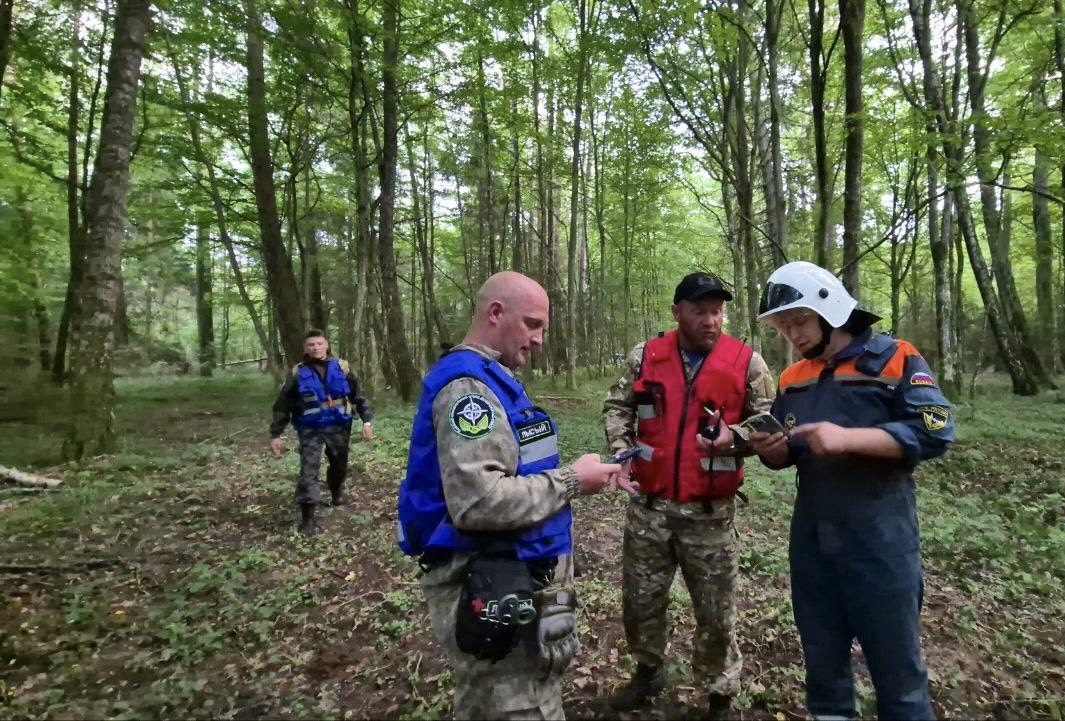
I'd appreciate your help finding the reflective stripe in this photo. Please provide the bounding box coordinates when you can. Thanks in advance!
[303,407,322,415]
[700,456,738,471]
[519,434,559,465]
[637,404,656,420]
[635,440,655,461]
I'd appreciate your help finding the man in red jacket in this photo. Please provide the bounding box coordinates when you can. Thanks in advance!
[602,272,775,718]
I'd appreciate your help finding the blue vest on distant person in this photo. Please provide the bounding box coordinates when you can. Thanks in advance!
[293,359,353,429]
[397,350,572,562]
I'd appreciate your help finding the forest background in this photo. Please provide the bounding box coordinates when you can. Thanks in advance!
[0,0,1063,718]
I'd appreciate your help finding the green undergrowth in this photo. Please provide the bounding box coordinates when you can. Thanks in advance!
[0,370,1062,719]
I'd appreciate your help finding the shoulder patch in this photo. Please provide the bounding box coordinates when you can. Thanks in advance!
[920,405,949,431]
[910,371,936,387]
[449,394,496,439]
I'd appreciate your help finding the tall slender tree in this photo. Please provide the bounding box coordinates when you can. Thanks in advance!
[246,0,305,366]
[65,0,152,459]
[378,0,419,399]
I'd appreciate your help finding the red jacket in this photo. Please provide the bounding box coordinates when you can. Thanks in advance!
[631,330,752,502]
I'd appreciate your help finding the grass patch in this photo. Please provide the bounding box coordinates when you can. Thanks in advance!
[1,370,1063,719]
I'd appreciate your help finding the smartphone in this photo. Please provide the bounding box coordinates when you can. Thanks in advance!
[700,405,721,441]
[606,446,641,464]
[739,411,786,435]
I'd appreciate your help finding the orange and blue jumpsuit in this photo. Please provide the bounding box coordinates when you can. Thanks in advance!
[768,330,953,720]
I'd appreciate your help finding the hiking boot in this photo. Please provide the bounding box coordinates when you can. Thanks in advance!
[706,693,735,721]
[297,504,318,536]
[608,663,666,711]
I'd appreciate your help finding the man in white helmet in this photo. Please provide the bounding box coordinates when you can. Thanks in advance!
[743,261,954,720]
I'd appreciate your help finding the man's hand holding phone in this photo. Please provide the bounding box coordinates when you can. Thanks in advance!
[695,408,735,455]
[603,446,640,495]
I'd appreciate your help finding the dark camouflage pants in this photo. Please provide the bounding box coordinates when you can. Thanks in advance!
[621,494,742,696]
[421,553,573,719]
[295,424,351,506]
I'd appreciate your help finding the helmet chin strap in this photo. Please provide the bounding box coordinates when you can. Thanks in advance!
[801,316,834,359]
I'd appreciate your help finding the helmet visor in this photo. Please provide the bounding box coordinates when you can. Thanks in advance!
[758,282,804,315]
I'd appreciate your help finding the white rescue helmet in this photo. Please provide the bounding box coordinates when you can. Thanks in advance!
[757,261,872,329]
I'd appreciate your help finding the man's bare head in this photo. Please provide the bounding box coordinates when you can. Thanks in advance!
[465,271,550,369]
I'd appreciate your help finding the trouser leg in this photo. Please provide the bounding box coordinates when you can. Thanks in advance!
[621,501,678,669]
[791,512,856,719]
[842,550,935,720]
[295,429,325,506]
[676,499,742,697]
[323,425,351,495]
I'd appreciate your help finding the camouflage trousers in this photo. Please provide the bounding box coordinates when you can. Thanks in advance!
[621,493,742,697]
[421,553,574,720]
[295,424,350,506]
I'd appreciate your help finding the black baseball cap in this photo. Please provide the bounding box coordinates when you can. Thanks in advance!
[673,272,733,304]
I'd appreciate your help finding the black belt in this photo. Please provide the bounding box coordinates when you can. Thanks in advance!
[641,492,748,511]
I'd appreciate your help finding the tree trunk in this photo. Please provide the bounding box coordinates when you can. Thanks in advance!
[195,219,215,376]
[304,226,327,331]
[246,0,305,366]
[565,0,589,390]
[764,0,787,262]
[510,93,524,271]
[1055,0,1065,368]
[53,8,85,383]
[957,0,1050,387]
[907,0,1039,395]
[378,0,418,399]
[925,127,960,396]
[65,0,151,460]
[405,126,448,347]
[475,49,497,276]
[345,0,374,376]
[14,188,53,371]
[0,0,14,106]
[1032,143,1058,373]
[809,0,832,267]
[725,4,759,347]
[840,0,866,296]
[167,40,275,373]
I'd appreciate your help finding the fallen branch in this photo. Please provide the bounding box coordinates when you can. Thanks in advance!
[0,486,58,496]
[0,559,127,574]
[0,465,63,488]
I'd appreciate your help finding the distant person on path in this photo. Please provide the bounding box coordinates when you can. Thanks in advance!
[397,270,628,720]
[750,261,954,721]
[601,271,776,719]
[269,329,373,536]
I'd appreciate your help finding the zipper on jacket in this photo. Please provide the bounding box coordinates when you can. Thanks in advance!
[673,341,708,499]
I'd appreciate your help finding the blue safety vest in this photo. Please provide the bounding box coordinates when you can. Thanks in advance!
[397,349,572,562]
[292,359,353,429]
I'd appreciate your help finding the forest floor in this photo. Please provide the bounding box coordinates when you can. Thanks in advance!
[0,370,1063,720]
